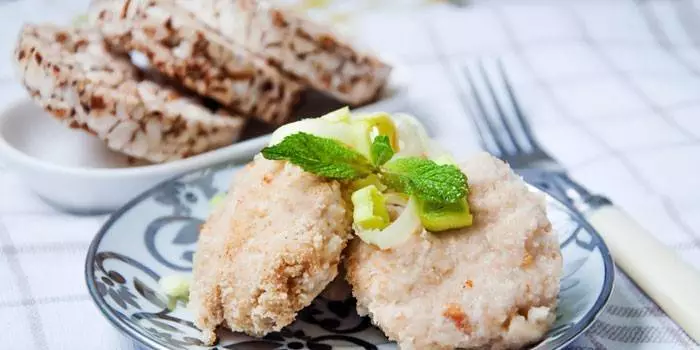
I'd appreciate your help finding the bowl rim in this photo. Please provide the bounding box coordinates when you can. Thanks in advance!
[0,97,265,179]
[84,162,615,350]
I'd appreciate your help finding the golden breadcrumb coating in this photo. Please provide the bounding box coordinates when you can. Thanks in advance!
[190,158,352,343]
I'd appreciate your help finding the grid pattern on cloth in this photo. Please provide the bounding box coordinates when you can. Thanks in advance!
[1,0,700,349]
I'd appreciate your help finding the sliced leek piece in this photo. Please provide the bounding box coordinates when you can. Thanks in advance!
[356,196,422,249]
[418,197,473,232]
[351,185,390,230]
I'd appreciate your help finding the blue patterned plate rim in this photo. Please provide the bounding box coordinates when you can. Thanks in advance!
[527,181,615,350]
[85,162,615,350]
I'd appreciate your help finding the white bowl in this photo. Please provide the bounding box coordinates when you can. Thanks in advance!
[0,99,271,213]
[0,62,409,213]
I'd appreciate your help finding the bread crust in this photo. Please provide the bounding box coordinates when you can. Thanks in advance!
[90,0,304,125]
[187,0,392,105]
[14,23,245,163]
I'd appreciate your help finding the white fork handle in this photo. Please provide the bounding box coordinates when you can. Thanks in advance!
[586,205,700,343]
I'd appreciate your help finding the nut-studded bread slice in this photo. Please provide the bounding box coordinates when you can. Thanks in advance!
[14,23,246,163]
[215,0,392,106]
[89,0,304,125]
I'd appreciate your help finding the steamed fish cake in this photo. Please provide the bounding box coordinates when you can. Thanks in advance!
[189,158,352,343]
[346,153,562,350]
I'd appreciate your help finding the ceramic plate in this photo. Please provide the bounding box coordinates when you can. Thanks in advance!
[85,163,614,350]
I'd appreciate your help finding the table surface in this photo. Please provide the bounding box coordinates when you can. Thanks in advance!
[1,0,700,349]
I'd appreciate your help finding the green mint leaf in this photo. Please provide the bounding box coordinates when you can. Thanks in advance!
[382,157,467,203]
[261,132,375,180]
[370,135,394,167]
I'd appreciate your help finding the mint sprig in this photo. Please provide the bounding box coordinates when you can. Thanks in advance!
[261,132,467,204]
[261,132,374,179]
[370,135,394,167]
[382,158,467,203]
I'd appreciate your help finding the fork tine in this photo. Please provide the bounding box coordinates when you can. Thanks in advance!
[478,61,521,155]
[498,60,541,152]
[463,64,508,158]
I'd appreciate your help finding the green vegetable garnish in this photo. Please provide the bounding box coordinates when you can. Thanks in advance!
[350,174,387,192]
[370,135,394,167]
[262,132,375,180]
[159,274,191,310]
[382,158,467,204]
[354,112,399,156]
[262,132,467,205]
[73,14,88,26]
[267,108,399,161]
[321,106,351,123]
[433,154,457,166]
[261,108,473,238]
[418,197,473,232]
[160,275,190,298]
[356,196,422,249]
[351,185,390,230]
[209,193,226,208]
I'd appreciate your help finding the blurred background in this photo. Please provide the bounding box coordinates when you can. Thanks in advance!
[1,0,699,349]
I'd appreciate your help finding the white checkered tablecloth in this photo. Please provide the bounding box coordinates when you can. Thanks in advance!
[1,0,700,349]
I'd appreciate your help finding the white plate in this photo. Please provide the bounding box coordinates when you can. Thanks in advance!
[85,163,614,350]
[0,62,409,213]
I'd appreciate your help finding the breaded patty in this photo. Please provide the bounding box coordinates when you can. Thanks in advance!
[190,158,352,343]
[345,153,562,350]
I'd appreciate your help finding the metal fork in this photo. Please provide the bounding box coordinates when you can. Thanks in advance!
[462,61,700,343]
[463,62,601,208]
